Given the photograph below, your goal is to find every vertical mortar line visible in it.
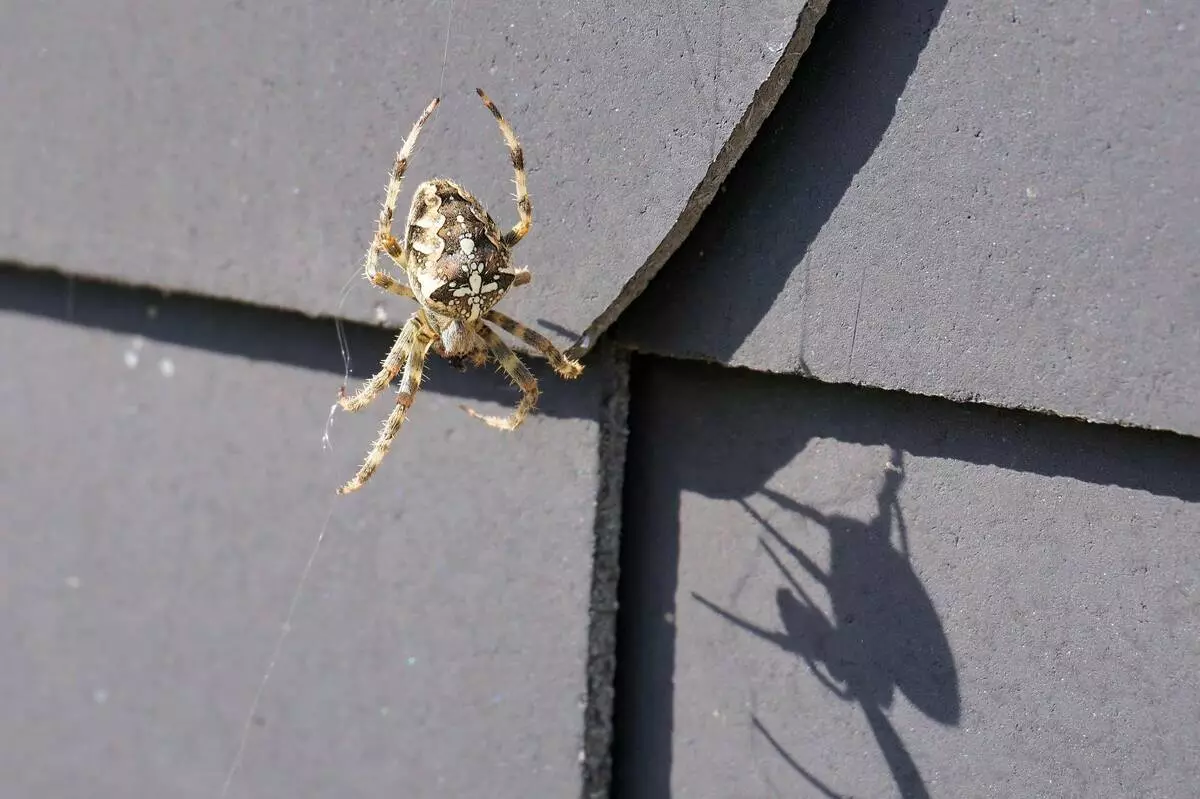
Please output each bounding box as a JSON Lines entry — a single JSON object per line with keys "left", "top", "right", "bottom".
{"left": 580, "top": 338, "right": 632, "bottom": 799}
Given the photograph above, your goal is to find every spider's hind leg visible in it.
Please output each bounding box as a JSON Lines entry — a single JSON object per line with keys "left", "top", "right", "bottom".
{"left": 459, "top": 324, "right": 539, "bottom": 431}
{"left": 367, "top": 271, "right": 416, "bottom": 301}
{"left": 476, "top": 88, "right": 531, "bottom": 248}
{"left": 339, "top": 332, "right": 434, "bottom": 495}
{"left": 364, "top": 96, "right": 440, "bottom": 288}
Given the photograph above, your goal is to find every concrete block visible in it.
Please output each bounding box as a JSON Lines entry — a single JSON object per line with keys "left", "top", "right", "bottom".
{"left": 616, "top": 0, "right": 1200, "bottom": 436}
{"left": 0, "top": 0, "right": 829, "bottom": 358}
{"left": 0, "top": 268, "right": 612, "bottom": 798}
{"left": 615, "top": 357, "right": 1200, "bottom": 798}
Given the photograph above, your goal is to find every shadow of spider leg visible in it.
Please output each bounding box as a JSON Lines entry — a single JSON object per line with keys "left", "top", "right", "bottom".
{"left": 338, "top": 323, "right": 434, "bottom": 495}
{"left": 458, "top": 324, "right": 540, "bottom": 431}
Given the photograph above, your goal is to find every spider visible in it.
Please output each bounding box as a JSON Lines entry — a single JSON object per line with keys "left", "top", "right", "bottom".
{"left": 335, "top": 89, "right": 583, "bottom": 495}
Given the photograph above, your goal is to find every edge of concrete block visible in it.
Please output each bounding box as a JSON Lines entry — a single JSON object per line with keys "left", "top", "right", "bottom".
{"left": 569, "top": 0, "right": 833, "bottom": 361}
{"left": 618, "top": 338, "right": 1200, "bottom": 442}
{"left": 580, "top": 338, "right": 631, "bottom": 799}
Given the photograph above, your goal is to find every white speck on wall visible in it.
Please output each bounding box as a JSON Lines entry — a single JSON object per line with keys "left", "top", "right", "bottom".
{"left": 373, "top": 304, "right": 388, "bottom": 324}
{"left": 380, "top": 706, "right": 390, "bottom": 717}
{"left": 65, "top": 576, "right": 81, "bottom": 589}
{"left": 145, "top": 305, "right": 159, "bottom": 319}
{"left": 93, "top": 688, "right": 108, "bottom": 704}
{"left": 158, "top": 358, "right": 175, "bottom": 378}
{"left": 123, "top": 336, "right": 146, "bottom": 368}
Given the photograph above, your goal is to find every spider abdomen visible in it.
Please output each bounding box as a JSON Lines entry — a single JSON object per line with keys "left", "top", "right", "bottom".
{"left": 405, "top": 179, "right": 518, "bottom": 321}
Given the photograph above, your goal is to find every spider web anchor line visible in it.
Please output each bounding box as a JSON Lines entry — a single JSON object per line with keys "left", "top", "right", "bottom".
{"left": 218, "top": 500, "right": 336, "bottom": 799}
{"left": 321, "top": 401, "right": 340, "bottom": 450}
{"left": 438, "top": 0, "right": 454, "bottom": 98}
{"left": 323, "top": 262, "right": 364, "bottom": 449}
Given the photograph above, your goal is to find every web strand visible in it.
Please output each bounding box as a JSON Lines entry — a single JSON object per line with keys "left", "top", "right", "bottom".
{"left": 218, "top": 502, "right": 336, "bottom": 798}
{"left": 221, "top": 2, "right": 458, "bottom": 793}
{"left": 438, "top": 0, "right": 454, "bottom": 97}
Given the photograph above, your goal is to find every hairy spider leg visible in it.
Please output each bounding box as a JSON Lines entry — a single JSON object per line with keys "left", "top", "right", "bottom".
{"left": 338, "top": 331, "right": 435, "bottom": 495}
{"left": 510, "top": 268, "right": 532, "bottom": 288}
{"left": 459, "top": 324, "right": 539, "bottom": 431}
{"left": 364, "top": 96, "right": 441, "bottom": 291}
{"left": 483, "top": 309, "right": 583, "bottom": 379}
{"left": 339, "top": 314, "right": 420, "bottom": 412}
{"left": 475, "top": 89, "right": 532, "bottom": 248}
{"left": 367, "top": 272, "right": 416, "bottom": 301}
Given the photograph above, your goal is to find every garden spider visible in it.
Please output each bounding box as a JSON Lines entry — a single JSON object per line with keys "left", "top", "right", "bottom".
{"left": 336, "top": 90, "right": 583, "bottom": 495}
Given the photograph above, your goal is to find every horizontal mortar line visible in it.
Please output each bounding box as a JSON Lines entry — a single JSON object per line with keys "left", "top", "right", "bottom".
{"left": 620, "top": 340, "right": 1200, "bottom": 446}
{"left": 5, "top": 258, "right": 1197, "bottom": 446}
{"left": 0, "top": 257, "right": 561, "bottom": 361}
{"left": 0, "top": 258, "right": 593, "bottom": 419}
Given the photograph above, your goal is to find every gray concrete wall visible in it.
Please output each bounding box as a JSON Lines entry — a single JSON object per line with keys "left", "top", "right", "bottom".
{"left": 2, "top": 0, "right": 1197, "bottom": 797}
{"left": 616, "top": 0, "right": 1200, "bottom": 436}
{"left": 0, "top": 0, "right": 828, "bottom": 356}
{"left": 614, "top": 356, "right": 1199, "bottom": 798}
{"left": 0, "top": 267, "right": 621, "bottom": 798}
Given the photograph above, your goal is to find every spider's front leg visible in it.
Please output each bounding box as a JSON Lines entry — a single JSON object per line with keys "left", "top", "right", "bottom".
{"left": 484, "top": 309, "right": 583, "bottom": 379}
{"left": 459, "top": 324, "right": 539, "bottom": 431}
{"left": 339, "top": 331, "right": 434, "bottom": 495}
{"left": 339, "top": 315, "right": 418, "bottom": 412}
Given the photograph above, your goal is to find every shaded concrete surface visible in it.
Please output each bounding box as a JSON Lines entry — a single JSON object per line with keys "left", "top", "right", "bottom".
{"left": 615, "top": 0, "right": 1200, "bottom": 437}
{"left": 0, "top": 267, "right": 612, "bottom": 798}
{"left": 613, "top": 356, "right": 1199, "bottom": 798}
{"left": 0, "top": 0, "right": 828, "bottom": 358}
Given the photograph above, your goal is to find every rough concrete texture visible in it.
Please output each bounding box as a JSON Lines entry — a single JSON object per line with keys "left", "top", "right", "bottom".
{"left": 0, "top": 267, "right": 609, "bottom": 798}
{"left": 616, "top": 0, "right": 1200, "bottom": 436}
{"left": 614, "top": 357, "right": 1200, "bottom": 799}
{"left": 0, "top": 0, "right": 828, "bottom": 358}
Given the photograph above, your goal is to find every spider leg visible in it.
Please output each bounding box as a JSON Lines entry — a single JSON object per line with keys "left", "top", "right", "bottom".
{"left": 338, "top": 332, "right": 434, "bottom": 495}
{"left": 459, "top": 324, "right": 539, "bottom": 431}
{"left": 484, "top": 309, "right": 583, "bottom": 379}
{"left": 364, "top": 96, "right": 440, "bottom": 289}
{"left": 475, "top": 88, "right": 531, "bottom": 248}
{"left": 338, "top": 315, "right": 418, "bottom": 412}
{"left": 366, "top": 270, "right": 416, "bottom": 301}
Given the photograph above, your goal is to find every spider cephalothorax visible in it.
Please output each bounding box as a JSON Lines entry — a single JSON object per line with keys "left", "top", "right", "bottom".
{"left": 335, "top": 89, "right": 583, "bottom": 495}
